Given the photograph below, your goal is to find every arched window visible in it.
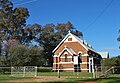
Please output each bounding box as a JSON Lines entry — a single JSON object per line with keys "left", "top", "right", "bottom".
{"left": 65, "top": 54, "right": 68, "bottom": 62}
{"left": 78, "top": 52, "right": 82, "bottom": 63}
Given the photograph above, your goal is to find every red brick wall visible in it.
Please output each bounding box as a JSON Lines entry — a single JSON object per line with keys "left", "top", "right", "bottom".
{"left": 82, "top": 56, "right": 89, "bottom": 62}
{"left": 54, "top": 42, "right": 87, "bottom": 55}
{"left": 60, "top": 58, "right": 72, "bottom": 62}
{"left": 53, "top": 41, "right": 89, "bottom": 72}
{"left": 60, "top": 64, "right": 73, "bottom": 68}
{"left": 80, "top": 64, "right": 89, "bottom": 69}
{"left": 81, "top": 70, "right": 89, "bottom": 72}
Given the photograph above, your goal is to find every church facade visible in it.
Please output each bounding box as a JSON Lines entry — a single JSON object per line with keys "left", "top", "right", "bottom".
{"left": 52, "top": 31, "right": 103, "bottom": 72}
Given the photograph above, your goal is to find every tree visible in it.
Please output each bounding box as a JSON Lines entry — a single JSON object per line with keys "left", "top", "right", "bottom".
{"left": 0, "top": 0, "right": 30, "bottom": 66}
{"left": 38, "top": 21, "right": 83, "bottom": 66}
{"left": 39, "top": 23, "right": 55, "bottom": 66}
{"left": 20, "top": 23, "right": 41, "bottom": 45}
{"left": 117, "top": 29, "right": 120, "bottom": 48}
{"left": 0, "top": 1, "right": 83, "bottom": 67}
{"left": 7, "top": 45, "right": 44, "bottom": 66}
{"left": 0, "top": 0, "right": 29, "bottom": 43}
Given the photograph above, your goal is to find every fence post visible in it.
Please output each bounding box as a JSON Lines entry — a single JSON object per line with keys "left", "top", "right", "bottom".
{"left": 58, "top": 69, "right": 60, "bottom": 78}
{"left": 35, "top": 66, "right": 37, "bottom": 77}
{"left": 112, "top": 67, "right": 114, "bottom": 77}
{"left": 93, "top": 67, "right": 96, "bottom": 78}
{"left": 95, "top": 66, "right": 97, "bottom": 78}
{"left": 11, "top": 67, "right": 13, "bottom": 76}
{"left": 93, "top": 70, "right": 95, "bottom": 78}
{"left": 23, "top": 67, "right": 25, "bottom": 77}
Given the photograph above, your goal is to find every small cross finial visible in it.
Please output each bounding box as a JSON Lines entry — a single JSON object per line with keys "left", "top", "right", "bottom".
{"left": 68, "top": 30, "right": 71, "bottom": 33}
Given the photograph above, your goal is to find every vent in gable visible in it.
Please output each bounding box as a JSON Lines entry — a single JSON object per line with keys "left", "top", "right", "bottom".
{"left": 68, "top": 38, "right": 72, "bottom": 41}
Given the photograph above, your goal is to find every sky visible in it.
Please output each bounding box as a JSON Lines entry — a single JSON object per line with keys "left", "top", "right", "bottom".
{"left": 11, "top": 0, "right": 120, "bottom": 58}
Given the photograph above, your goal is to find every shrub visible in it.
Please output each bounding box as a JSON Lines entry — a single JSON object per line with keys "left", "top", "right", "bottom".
{"left": 37, "top": 67, "right": 52, "bottom": 72}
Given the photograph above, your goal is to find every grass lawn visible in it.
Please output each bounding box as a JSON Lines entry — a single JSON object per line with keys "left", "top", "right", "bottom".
{"left": 0, "top": 73, "right": 120, "bottom": 83}
{"left": 97, "top": 77, "right": 120, "bottom": 83}
{"left": 0, "top": 74, "right": 30, "bottom": 82}
{"left": 37, "top": 72, "right": 93, "bottom": 77}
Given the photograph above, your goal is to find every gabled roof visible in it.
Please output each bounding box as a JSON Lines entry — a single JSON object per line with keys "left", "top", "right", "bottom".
{"left": 58, "top": 47, "right": 76, "bottom": 57}
{"left": 71, "top": 33, "right": 97, "bottom": 53}
{"left": 98, "top": 52, "right": 109, "bottom": 58}
{"left": 53, "top": 31, "right": 96, "bottom": 53}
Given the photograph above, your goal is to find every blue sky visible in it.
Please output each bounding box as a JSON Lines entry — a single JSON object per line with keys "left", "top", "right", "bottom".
{"left": 11, "top": 0, "right": 120, "bottom": 57}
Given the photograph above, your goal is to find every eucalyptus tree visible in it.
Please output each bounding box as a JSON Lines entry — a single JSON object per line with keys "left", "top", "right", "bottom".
{"left": 0, "top": 0, "right": 29, "bottom": 66}
{"left": 37, "top": 21, "right": 83, "bottom": 66}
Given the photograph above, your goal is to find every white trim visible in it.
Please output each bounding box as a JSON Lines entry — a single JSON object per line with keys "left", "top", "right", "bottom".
{"left": 53, "top": 68, "right": 74, "bottom": 70}
{"left": 58, "top": 47, "right": 76, "bottom": 57}
{"left": 60, "top": 56, "right": 72, "bottom": 58}
{"left": 64, "top": 41, "right": 77, "bottom": 43}
{"left": 59, "top": 61, "right": 73, "bottom": 64}
{"left": 64, "top": 52, "right": 68, "bottom": 55}
{"left": 64, "top": 35, "right": 78, "bottom": 42}
{"left": 53, "top": 63, "right": 59, "bottom": 64}
{"left": 81, "top": 68, "right": 89, "bottom": 70}
{"left": 89, "top": 57, "right": 94, "bottom": 73}
{"left": 78, "top": 51, "right": 82, "bottom": 54}
{"left": 60, "top": 68, "right": 74, "bottom": 70}
{"left": 53, "top": 62, "right": 89, "bottom": 64}
{"left": 53, "top": 68, "right": 89, "bottom": 71}
{"left": 52, "top": 32, "right": 89, "bottom": 53}
{"left": 52, "top": 33, "right": 71, "bottom": 52}
{"left": 53, "top": 55, "right": 58, "bottom": 57}
{"left": 82, "top": 54, "right": 89, "bottom": 56}
{"left": 92, "top": 57, "right": 94, "bottom": 73}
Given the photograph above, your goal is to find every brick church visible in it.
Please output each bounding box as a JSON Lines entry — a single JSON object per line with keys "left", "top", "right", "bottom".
{"left": 52, "top": 31, "right": 108, "bottom": 72}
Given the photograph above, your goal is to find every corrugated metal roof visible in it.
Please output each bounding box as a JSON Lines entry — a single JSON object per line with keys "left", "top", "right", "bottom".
{"left": 98, "top": 52, "right": 109, "bottom": 58}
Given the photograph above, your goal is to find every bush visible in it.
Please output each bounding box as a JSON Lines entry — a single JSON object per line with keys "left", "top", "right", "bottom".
{"left": 37, "top": 67, "right": 52, "bottom": 72}
{"left": 0, "top": 68, "right": 11, "bottom": 74}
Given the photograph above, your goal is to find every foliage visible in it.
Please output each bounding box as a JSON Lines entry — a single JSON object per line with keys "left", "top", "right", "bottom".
{"left": 117, "top": 30, "right": 120, "bottom": 48}
{"left": 101, "top": 55, "right": 120, "bottom": 73}
{"left": 0, "top": 0, "right": 29, "bottom": 41}
{"left": 7, "top": 45, "right": 44, "bottom": 66}
{"left": 23, "top": 21, "right": 83, "bottom": 66}
{"left": 38, "top": 22, "right": 83, "bottom": 66}
{"left": 101, "top": 55, "right": 120, "bottom": 66}
{"left": 0, "top": 0, "right": 83, "bottom": 67}
{"left": 98, "top": 77, "right": 120, "bottom": 83}
{"left": 37, "top": 67, "right": 52, "bottom": 72}
{"left": 0, "top": 0, "right": 30, "bottom": 66}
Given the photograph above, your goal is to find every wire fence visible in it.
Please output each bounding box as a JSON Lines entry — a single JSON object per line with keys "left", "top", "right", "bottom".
{"left": 0, "top": 66, "right": 93, "bottom": 78}
{"left": 0, "top": 66, "right": 120, "bottom": 83}
{"left": 95, "top": 66, "right": 120, "bottom": 78}
{"left": 1, "top": 66, "right": 120, "bottom": 78}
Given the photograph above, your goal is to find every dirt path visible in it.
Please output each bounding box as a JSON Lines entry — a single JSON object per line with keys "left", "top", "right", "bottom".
{"left": 6, "top": 76, "right": 97, "bottom": 83}
{"left": 7, "top": 76, "right": 65, "bottom": 82}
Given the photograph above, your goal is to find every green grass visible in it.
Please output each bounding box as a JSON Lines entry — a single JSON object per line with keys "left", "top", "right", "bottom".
{"left": 0, "top": 74, "right": 29, "bottom": 81}
{"left": 97, "top": 77, "right": 120, "bottom": 83}
{"left": 37, "top": 72, "right": 93, "bottom": 77}
{"left": 0, "top": 73, "right": 120, "bottom": 83}
{"left": 45, "top": 77, "right": 120, "bottom": 83}
{"left": 50, "top": 78, "right": 97, "bottom": 83}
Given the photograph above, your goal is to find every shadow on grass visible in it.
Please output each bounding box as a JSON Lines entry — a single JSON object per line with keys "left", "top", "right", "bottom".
{"left": 43, "top": 77, "right": 120, "bottom": 83}
{"left": 43, "top": 78, "right": 98, "bottom": 83}
{"left": 98, "top": 77, "right": 120, "bottom": 83}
